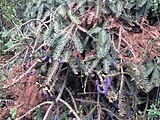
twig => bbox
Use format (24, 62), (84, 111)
(56, 69), (69, 102)
(43, 98), (70, 120)
(44, 5), (62, 24)
(94, 70), (105, 87)
(75, 98), (123, 120)
(48, 69), (69, 119)
(111, 34), (124, 60)
(59, 98), (81, 120)
(46, 61), (59, 84)
(114, 31), (137, 59)
(34, 43), (46, 53)
(118, 59), (125, 116)
(83, 76), (88, 93)
(0, 99), (15, 103)
(43, 102), (54, 120)
(102, 107), (123, 120)
(42, 65), (66, 120)
(77, 92), (98, 95)
(87, 58), (100, 75)
(156, 86), (160, 103)
(82, 105), (96, 120)
(3, 47), (27, 67)
(143, 94), (149, 119)
(96, 0), (100, 19)
(65, 86), (79, 114)
(74, 98), (97, 104)
(16, 101), (53, 120)
(4, 42), (24, 52)
(118, 26), (122, 50)
(7, 19), (49, 36)
(57, 63), (63, 76)
(12, 21), (24, 37)
(97, 93), (101, 120)
(60, 67), (68, 72)
(21, 46), (29, 66)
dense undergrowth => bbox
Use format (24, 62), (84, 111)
(0, 0), (160, 120)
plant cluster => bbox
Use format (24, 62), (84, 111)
(0, 0), (24, 29)
(0, 0), (160, 120)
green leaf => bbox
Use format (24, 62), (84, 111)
(36, 3), (44, 20)
(157, 58), (160, 64)
(68, 10), (80, 24)
(157, 64), (160, 72)
(30, 6), (39, 18)
(146, 60), (154, 69)
(58, 5), (67, 17)
(1, 75), (7, 81)
(73, 34), (83, 53)
(99, 29), (107, 46)
(145, 67), (154, 78)
(7, 117), (11, 120)
(47, 0), (52, 4)
(87, 58), (100, 74)
(1, 29), (8, 38)
(10, 107), (17, 119)
(116, 1), (123, 17)
(94, 30), (110, 58)
(103, 58), (109, 73)
(53, 21), (60, 33)
(69, 62), (78, 74)
(96, 44), (104, 58)
(52, 33), (70, 59)
(144, 61), (154, 78)
(151, 0), (158, 11)
(138, 0), (147, 8)
(124, 0), (136, 9)
(34, 107), (44, 120)
(63, 49), (72, 62)
(43, 24), (55, 46)
(103, 33), (111, 55)
(88, 27), (102, 35)
(47, 31), (65, 46)
(3, 39), (13, 50)
(0, 40), (3, 44)
(151, 67), (160, 87)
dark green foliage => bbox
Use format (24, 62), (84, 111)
(0, 0), (160, 120)
(0, 0), (23, 29)
(34, 107), (44, 120)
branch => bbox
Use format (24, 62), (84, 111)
(55, 69), (69, 102)
(65, 87), (79, 114)
(42, 69), (69, 120)
(118, 59), (125, 116)
(42, 102), (54, 120)
(59, 98), (81, 120)
(16, 101), (53, 120)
